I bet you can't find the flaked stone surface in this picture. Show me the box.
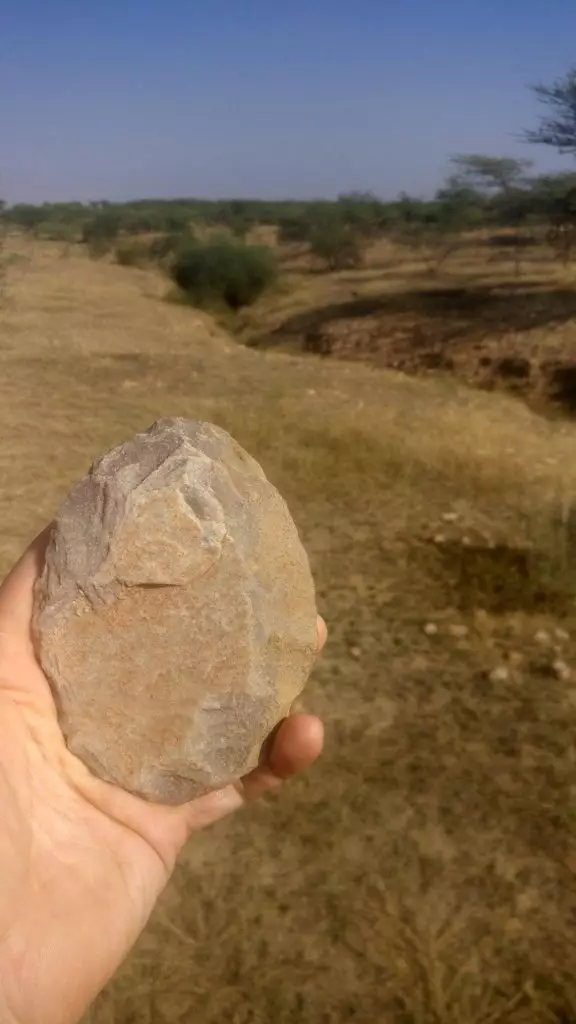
[32,418,318,805]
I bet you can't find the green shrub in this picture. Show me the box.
[82,211,122,245]
[148,231,195,262]
[35,221,77,243]
[226,214,250,240]
[170,241,277,310]
[278,215,313,244]
[309,222,364,270]
[114,240,151,267]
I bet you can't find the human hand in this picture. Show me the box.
[0,530,326,1024]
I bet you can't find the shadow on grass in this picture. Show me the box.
[423,539,576,615]
[250,281,576,351]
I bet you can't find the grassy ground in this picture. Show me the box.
[5,239,576,1021]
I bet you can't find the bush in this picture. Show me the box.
[170,241,277,310]
[225,214,251,240]
[336,191,388,238]
[114,240,151,267]
[148,231,195,263]
[82,211,123,245]
[116,231,197,268]
[35,221,77,243]
[278,215,313,244]
[309,222,364,270]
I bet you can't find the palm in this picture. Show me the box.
[0,533,325,1024]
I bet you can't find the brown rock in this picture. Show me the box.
[33,418,318,805]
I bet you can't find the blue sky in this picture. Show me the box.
[1,0,575,203]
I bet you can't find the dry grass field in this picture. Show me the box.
[6,237,576,1021]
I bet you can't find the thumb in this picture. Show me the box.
[0,527,52,640]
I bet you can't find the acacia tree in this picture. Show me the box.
[444,155,535,273]
[525,67,576,152]
[448,154,533,194]
[525,71,576,263]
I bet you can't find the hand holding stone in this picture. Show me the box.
[32,419,320,804]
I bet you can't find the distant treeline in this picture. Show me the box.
[4,161,576,248]
[4,61,576,251]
